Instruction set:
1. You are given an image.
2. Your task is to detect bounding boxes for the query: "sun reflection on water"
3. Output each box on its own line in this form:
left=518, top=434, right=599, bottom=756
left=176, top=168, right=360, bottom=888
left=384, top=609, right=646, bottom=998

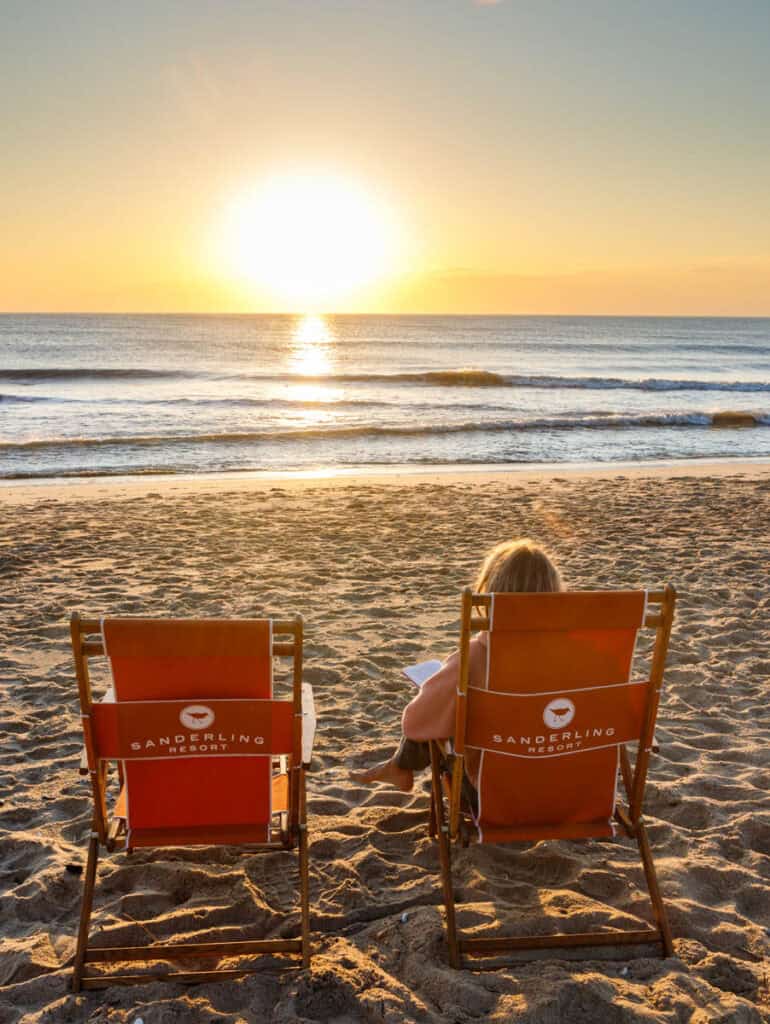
left=291, top=314, right=334, bottom=378
left=287, top=315, right=338, bottom=416
left=295, top=314, right=332, bottom=347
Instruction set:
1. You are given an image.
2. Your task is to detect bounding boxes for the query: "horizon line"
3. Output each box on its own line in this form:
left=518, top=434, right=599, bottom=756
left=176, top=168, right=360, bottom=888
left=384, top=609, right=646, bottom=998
left=2, top=310, right=770, bottom=319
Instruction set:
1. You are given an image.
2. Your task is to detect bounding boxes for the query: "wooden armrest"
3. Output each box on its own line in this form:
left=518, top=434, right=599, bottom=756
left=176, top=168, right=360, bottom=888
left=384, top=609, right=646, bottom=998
left=78, top=686, right=113, bottom=775
left=301, top=683, right=316, bottom=767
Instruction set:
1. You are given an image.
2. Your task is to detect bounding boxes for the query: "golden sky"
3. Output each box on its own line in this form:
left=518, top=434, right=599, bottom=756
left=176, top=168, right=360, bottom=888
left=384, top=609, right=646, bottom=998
left=2, top=1, right=769, bottom=314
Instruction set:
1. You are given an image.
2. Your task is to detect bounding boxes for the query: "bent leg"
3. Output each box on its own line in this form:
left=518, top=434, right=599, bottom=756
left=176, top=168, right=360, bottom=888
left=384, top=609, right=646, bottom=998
left=351, top=736, right=430, bottom=791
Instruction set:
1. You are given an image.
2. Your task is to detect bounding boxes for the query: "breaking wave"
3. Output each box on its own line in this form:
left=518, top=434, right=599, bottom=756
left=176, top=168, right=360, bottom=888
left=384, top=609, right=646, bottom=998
left=3, top=366, right=769, bottom=393
left=243, top=369, right=770, bottom=392
left=2, top=411, right=766, bottom=453
left=0, top=368, right=187, bottom=382
left=0, top=393, right=50, bottom=404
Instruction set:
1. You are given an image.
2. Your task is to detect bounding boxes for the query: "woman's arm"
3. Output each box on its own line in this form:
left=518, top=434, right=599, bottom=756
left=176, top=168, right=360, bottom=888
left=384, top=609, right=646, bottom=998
left=401, top=651, right=461, bottom=741
left=401, top=637, right=487, bottom=742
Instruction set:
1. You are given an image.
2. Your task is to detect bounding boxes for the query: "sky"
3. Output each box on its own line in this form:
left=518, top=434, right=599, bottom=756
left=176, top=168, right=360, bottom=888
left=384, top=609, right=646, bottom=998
left=1, top=0, right=769, bottom=314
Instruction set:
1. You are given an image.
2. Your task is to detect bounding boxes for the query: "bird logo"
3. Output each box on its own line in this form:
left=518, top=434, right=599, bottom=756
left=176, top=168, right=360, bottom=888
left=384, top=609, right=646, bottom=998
left=543, top=698, right=576, bottom=730
left=179, top=704, right=215, bottom=730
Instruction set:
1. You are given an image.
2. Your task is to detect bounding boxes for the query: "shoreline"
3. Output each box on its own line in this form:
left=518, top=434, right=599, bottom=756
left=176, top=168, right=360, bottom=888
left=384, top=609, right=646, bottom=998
left=1, top=456, right=769, bottom=505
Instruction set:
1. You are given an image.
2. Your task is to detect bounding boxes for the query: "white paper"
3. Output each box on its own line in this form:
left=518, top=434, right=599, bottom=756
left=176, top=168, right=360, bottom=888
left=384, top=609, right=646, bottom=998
left=403, top=659, right=443, bottom=687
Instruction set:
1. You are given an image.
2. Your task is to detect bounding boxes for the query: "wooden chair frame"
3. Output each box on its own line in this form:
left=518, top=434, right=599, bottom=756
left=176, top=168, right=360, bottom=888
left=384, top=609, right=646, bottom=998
left=70, top=613, right=315, bottom=990
left=429, top=585, right=676, bottom=968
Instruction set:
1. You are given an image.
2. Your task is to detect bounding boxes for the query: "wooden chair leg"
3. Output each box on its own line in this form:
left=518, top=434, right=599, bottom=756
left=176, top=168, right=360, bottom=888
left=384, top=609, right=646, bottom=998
left=298, top=828, right=311, bottom=968
left=429, top=785, right=437, bottom=838
left=298, top=771, right=311, bottom=968
left=636, top=819, right=673, bottom=957
left=72, top=834, right=99, bottom=992
left=430, top=745, right=460, bottom=968
left=436, top=814, right=460, bottom=969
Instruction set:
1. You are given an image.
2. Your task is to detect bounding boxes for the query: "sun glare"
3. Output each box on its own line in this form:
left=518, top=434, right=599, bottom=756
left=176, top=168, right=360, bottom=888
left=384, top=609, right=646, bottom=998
left=291, top=314, right=333, bottom=377
left=219, top=174, right=400, bottom=309
left=294, top=313, right=332, bottom=347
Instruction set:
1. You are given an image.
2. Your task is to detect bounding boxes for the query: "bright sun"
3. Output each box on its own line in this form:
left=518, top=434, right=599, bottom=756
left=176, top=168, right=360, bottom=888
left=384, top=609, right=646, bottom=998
left=219, top=173, right=400, bottom=308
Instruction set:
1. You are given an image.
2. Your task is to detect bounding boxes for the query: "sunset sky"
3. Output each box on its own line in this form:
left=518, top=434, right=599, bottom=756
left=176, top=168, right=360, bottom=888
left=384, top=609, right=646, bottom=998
left=2, top=1, right=769, bottom=315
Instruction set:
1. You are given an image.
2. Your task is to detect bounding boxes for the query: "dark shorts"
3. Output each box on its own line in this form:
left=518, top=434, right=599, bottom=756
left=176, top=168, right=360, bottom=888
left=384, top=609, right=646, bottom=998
left=395, top=737, right=479, bottom=815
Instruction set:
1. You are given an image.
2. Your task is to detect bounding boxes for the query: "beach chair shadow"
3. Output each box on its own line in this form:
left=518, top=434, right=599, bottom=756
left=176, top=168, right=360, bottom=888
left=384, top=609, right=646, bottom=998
left=69, top=614, right=316, bottom=990
left=429, top=586, right=676, bottom=967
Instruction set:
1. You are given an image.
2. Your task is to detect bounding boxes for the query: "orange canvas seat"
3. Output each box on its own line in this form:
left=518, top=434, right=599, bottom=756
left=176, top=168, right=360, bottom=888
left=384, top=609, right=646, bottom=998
left=429, top=586, right=676, bottom=967
left=70, top=614, right=316, bottom=990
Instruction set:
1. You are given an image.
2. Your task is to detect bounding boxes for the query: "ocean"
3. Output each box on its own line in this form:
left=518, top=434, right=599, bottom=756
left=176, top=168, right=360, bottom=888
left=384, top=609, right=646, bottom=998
left=1, top=314, right=768, bottom=482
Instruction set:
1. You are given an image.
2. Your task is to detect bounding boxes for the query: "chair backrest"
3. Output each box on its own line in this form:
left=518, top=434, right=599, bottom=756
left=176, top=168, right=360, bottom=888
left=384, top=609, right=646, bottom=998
left=452, top=589, right=674, bottom=842
left=74, top=617, right=302, bottom=847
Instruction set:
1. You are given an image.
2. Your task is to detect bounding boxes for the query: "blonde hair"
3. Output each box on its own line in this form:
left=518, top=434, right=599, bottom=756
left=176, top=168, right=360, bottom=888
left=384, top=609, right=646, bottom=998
left=474, top=538, right=563, bottom=594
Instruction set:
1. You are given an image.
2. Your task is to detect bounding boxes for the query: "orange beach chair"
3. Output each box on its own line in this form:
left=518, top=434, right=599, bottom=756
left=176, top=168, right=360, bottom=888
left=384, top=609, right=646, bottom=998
left=429, top=586, right=676, bottom=966
left=70, top=614, right=316, bottom=990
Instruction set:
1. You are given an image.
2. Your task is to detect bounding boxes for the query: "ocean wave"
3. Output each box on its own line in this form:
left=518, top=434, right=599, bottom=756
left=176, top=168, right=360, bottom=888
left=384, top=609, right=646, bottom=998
left=4, top=366, right=769, bottom=393
left=0, top=368, right=188, bottom=382
left=235, top=369, right=770, bottom=392
left=521, top=374, right=770, bottom=393
left=146, top=396, right=388, bottom=409
left=2, top=411, right=766, bottom=452
left=0, top=467, right=176, bottom=480
left=2, top=449, right=768, bottom=481
left=0, top=393, right=51, bottom=404
left=0, top=392, right=397, bottom=409
left=349, top=371, right=770, bottom=392
left=0, top=366, right=506, bottom=387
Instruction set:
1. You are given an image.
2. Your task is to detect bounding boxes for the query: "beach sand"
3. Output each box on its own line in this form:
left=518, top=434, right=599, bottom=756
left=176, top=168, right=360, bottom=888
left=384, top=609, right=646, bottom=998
left=1, top=465, right=769, bottom=1022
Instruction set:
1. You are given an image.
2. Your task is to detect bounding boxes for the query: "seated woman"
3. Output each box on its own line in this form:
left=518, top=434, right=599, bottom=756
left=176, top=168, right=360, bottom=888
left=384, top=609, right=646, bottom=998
left=352, top=538, right=564, bottom=794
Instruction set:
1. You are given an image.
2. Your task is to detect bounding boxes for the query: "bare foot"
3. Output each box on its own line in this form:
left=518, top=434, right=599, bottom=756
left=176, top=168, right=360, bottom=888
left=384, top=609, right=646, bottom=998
left=350, top=757, right=414, bottom=792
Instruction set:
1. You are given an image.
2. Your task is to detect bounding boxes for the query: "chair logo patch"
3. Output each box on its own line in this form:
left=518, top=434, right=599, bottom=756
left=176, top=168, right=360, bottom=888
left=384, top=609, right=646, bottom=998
left=179, top=704, right=215, bottom=730
left=543, top=698, right=575, bottom=729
